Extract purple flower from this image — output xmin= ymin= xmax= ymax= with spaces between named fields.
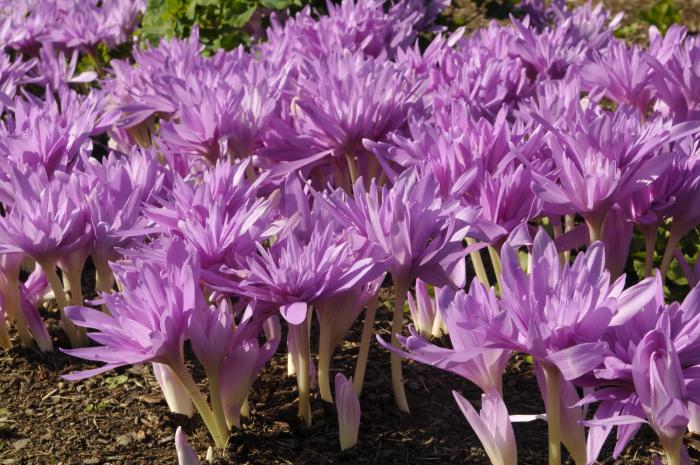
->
xmin=175 ymin=427 xmax=200 ymax=465
xmin=581 ymin=276 xmax=700 ymax=462
xmin=215 ymin=223 xmax=381 ymax=326
xmin=34 ymin=43 xmax=97 ymax=90
xmin=61 ymin=240 xmax=196 ymax=378
xmin=145 ymin=159 xmax=275 ymax=276
xmin=335 ymin=373 xmax=360 ymax=451
xmin=488 ymin=229 xmax=659 ymax=464
xmin=384 ymin=279 xmax=511 ymax=394
xmin=318 ymin=168 xmax=481 ymax=290
xmin=579 ymin=39 xmax=656 ymax=112
xmin=406 ymin=278 xmax=442 ymax=338
xmin=452 ymin=390 xmax=517 ymax=465
xmin=531 ymin=104 xmax=699 ymax=241
xmin=0 ymin=169 xmax=92 ymax=266
xmin=0 ymin=88 xmax=118 ymax=178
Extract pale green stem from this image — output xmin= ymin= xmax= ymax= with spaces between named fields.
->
xmin=564 ymin=215 xmax=574 ymax=263
xmin=390 ymin=281 xmax=410 ymax=413
xmin=290 ymin=321 xmax=312 ymax=426
xmin=466 ymin=237 xmax=490 ymax=287
xmin=353 ymin=293 xmax=379 ymax=396
xmin=317 ymin=313 xmax=334 ymax=403
xmin=169 ymin=360 xmax=227 ymax=449
xmin=644 ymin=228 xmax=658 ymax=278
xmin=661 ymin=436 xmax=683 ymax=465
xmin=5 ymin=275 xmax=33 ymax=347
xmin=39 ymin=261 xmax=84 ymax=348
xmin=94 ymin=257 xmax=114 ymax=314
xmin=585 ymin=215 xmax=605 ymax=245
xmin=63 ymin=265 xmax=88 ymax=346
xmin=552 ymin=219 xmax=566 ymax=267
xmin=240 ymin=396 xmax=250 ymax=419
xmin=487 ymin=245 xmax=503 ymax=293
xmin=543 ymin=364 xmax=562 ymax=465
xmin=660 ymin=227 xmax=682 ymax=281
xmin=207 ymin=372 xmax=231 ymax=436
xmin=345 ymin=153 xmax=359 ymax=187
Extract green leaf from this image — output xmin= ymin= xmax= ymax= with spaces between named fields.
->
xmin=103 ymin=374 xmax=129 ymax=389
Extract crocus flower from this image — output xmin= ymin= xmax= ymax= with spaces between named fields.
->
xmin=263 ymin=50 xmax=420 ymax=189
xmin=34 ymin=43 xmax=97 ymax=90
xmin=579 ymin=39 xmax=656 ymax=113
xmin=335 ymin=373 xmax=360 ymax=451
xmin=189 ymin=300 xmax=279 ymax=429
xmin=318 ymin=168 xmax=483 ymax=412
xmin=580 ymin=276 xmax=700 ymax=462
xmin=488 ymin=229 xmax=657 ymax=464
xmin=452 ymin=390 xmax=517 ymax=465
xmin=586 ymin=326 xmax=695 ymax=465
xmin=383 ymin=279 xmax=511 ymax=395
xmin=207 ymin=222 xmax=381 ymax=425
xmin=531 ymin=104 xmax=699 ymax=242
xmin=0 ymin=88 xmax=118 ymax=178
xmin=61 ymin=241 xmax=228 ymax=448
xmin=175 ymin=427 xmax=200 ymax=465
xmin=0 ymin=169 xmax=92 ymax=347
xmin=406 ymin=278 xmax=444 ymax=338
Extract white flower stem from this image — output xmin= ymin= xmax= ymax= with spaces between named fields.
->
xmin=643 ymin=227 xmax=658 ymax=278
xmin=317 ymin=314 xmax=334 ymax=403
xmin=660 ymin=227 xmax=682 ymax=281
xmin=543 ymin=364 xmax=562 ymax=465
xmin=354 ymin=292 xmax=379 ymax=396
xmin=585 ymin=215 xmax=605 ymax=245
xmin=63 ymin=265 xmax=88 ymax=346
xmin=5 ymin=274 xmax=33 ymax=347
xmin=207 ymin=371 xmax=231 ymax=435
xmin=94 ymin=256 xmax=114 ymax=297
xmin=39 ymin=260 xmax=85 ymax=348
xmin=289 ymin=321 xmax=312 ymax=426
xmin=169 ymin=360 xmax=228 ymax=449
xmin=345 ymin=153 xmax=359 ymax=187
xmin=661 ymin=436 xmax=683 ymax=465
xmin=466 ymin=237 xmax=490 ymax=287
xmin=390 ymin=281 xmax=410 ymax=413
xmin=487 ymin=245 xmax=503 ymax=293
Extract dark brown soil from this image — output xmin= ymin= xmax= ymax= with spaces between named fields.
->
xmin=1 ymin=301 xmax=696 ymax=465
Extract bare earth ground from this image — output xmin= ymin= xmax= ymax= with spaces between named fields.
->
xmin=1 ymin=301 xmax=698 ymax=464
xmin=3 ymin=1 xmax=700 ymax=464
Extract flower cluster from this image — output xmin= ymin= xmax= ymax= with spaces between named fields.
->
xmin=1 ymin=1 xmax=700 ymax=464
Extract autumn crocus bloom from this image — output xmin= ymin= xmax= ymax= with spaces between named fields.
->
xmin=175 ymin=427 xmax=200 ymax=465
xmin=61 ymin=241 xmax=228 ymax=449
xmin=335 ymin=373 xmax=360 ymax=451
xmin=489 ymin=229 xmax=657 ymax=465
xmin=83 ymin=148 xmax=165 ymax=296
xmin=531 ymin=104 xmax=699 ymax=242
xmin=453 ymin=390 xmax=517 ymax=465
xmin=580 ymin=277 xmax=700 ymax=462
xmin=0 ymin=169 xmax=92 ymax=347
xmin=208 ymin=222 xmax=381 ymax=425
xmin=319 ymin=168 xmax=483 ymax=412
xmin=384 ymin=279 xmax=510 ymax=395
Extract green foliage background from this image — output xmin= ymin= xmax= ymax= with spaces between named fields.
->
xmin=138 ymin=0 xmax=313 ymax=51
